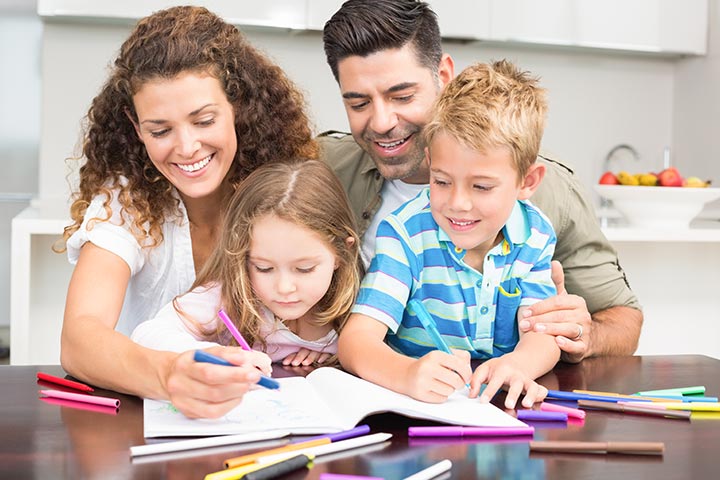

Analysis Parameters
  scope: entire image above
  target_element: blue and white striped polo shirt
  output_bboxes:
[352,188,557,359]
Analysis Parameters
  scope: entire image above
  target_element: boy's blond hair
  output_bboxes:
[424,59,547,180]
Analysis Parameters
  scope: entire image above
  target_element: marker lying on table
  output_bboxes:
[205,453,313,480]
[408,299,470,388]
[619,401,720,412]
[540,402,586,419]
[254,433,392,465]
[529,440,665,455]
[516,410,568,422]
[577,399,692,419]
[547,390,655,403]
[242,453,313,480]
[402,459,452,480]
[292,424,370,444]
[224,437,330,468]
[636,385,706,396]
[39,389,120,409]
[572,390,683,402]
[130,430,290,457]
[37,372,94,392]
[408,426,535,437]
[193,350,279,390]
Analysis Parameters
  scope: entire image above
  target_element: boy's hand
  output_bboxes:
[519,261,592,362]
[403,349,472,403]
[282,348,332,367]
[470,355,548,409]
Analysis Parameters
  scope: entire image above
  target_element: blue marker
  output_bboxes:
[409,299,452,354]
[409,299,470,388]
[193,350,280,390]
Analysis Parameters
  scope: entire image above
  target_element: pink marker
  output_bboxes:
[540,402,586,419]
[39,390,120,409]
[408,426,535,437]
[218,309,251,350]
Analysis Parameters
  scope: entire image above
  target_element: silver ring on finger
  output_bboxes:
[572,324,583,341]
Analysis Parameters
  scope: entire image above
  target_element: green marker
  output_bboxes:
[636,386,706,396]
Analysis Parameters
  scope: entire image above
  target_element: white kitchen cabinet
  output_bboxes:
[307,1,491,39]
[306,0,342,31]
[38,0,308,29]
[427,0,491,40]
[10,203,72,365]
[489,0,708,55]
[490,0,576,46]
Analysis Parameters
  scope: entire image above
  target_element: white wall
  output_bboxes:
[39,22,685,208]
[674,0,720,213]
[0,12,41,328]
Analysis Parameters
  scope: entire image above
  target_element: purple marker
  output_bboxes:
[517,410,568,422]
[292,424,371,444]
[319,475,384,480]
[408,426,535,437]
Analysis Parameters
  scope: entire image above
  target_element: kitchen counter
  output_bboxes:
[598,218,720,360]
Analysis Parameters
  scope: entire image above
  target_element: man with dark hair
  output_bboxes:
[319,0,642,363]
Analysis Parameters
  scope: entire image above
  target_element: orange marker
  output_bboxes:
[224,437,329,468]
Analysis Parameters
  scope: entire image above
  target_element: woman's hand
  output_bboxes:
[164,346,272,419]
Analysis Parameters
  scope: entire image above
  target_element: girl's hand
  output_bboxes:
[282,348,332,367]
[470,355,548,409]
[164,346,270,419]
[402,349,472,403]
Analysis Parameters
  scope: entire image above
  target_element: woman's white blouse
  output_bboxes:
[67,188,196,336]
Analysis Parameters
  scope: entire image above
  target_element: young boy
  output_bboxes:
[338,60,561,409]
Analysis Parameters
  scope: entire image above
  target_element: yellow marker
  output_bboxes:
[661,402,720,412]
[224,437,329,468]
[206,454,314,480]
[573,390,682,403]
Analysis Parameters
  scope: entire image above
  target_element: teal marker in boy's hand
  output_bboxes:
[409,299,471,389]
[409,299,452,354]
[193,350,280,390]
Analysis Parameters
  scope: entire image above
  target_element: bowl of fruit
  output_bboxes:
[595,167,720,229]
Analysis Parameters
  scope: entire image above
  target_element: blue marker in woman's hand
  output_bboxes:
[193,350,280,390]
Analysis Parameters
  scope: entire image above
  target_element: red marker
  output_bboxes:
[37,372,94,392]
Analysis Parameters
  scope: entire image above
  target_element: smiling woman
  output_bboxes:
[53,6,317,407]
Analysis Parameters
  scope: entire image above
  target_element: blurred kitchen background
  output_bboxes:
[2,0,719,364]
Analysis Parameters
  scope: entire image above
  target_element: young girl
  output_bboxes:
[132,160,361,368]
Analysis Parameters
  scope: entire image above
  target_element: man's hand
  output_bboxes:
[519,261,592,363]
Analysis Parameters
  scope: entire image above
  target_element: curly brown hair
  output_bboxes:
[59,6,318,249]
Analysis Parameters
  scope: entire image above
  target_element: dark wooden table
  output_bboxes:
[2,355,719,479]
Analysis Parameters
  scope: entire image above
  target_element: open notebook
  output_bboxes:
[144,367,526,437]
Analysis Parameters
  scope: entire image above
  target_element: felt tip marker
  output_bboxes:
[218,309,252,350]
[516,410,568,422]
[540,402,586,419]
[193,350,279,390]
[37,372,94,392]
[409,299,470,388]
[408,426,535,437]
[402,459,452,480]
[530,440,664,455]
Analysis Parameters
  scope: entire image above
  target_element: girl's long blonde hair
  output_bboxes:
[176,160,361,355]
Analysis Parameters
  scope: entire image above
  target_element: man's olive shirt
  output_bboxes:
[319,132,640,315]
